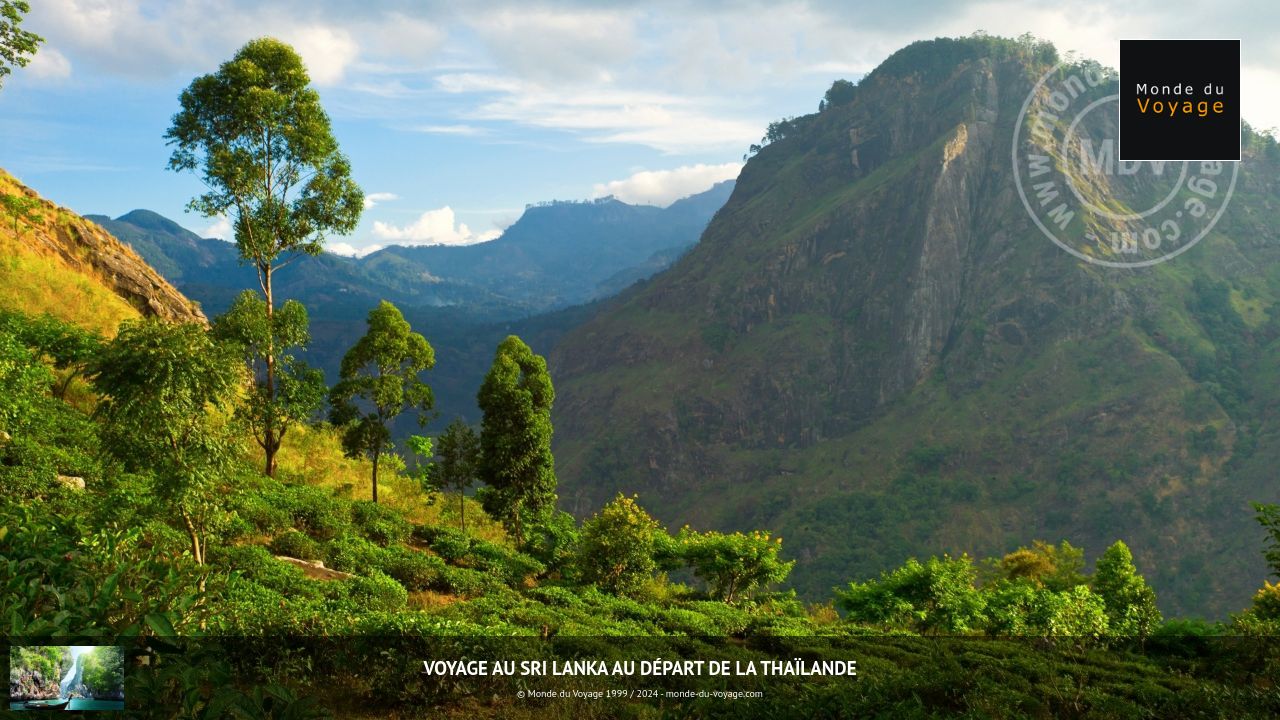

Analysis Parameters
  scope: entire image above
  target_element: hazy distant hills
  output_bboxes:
[92,180,734,320]
[365,181,735,310]
[549,36,1280,618]
[92,181,735,433]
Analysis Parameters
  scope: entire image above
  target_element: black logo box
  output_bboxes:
[1119,39,1241,161]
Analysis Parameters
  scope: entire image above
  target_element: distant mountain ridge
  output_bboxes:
[95,180,735,319]
[93,180,735,434]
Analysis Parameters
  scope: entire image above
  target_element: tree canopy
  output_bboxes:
[329,301,434,503]
[477,335,557,544]
[0,1,42,90]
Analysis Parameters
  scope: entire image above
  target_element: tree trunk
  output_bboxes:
[263,264,278,478]
[371,448,380,504]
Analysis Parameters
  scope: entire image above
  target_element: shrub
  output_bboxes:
[214,544,312,597]
[469,539,546,585]
[383,548,446,591]
[346,570,408,612]
[524,510,580,573]
[675,528,795,603]
[279,485,351,540]
[576,494,663,596]
[436,565,498,597]
[415,524,471,561]
[234,491,292,534]
[269,530,323,561]
[352,500,412,546]
[325,534,388,574]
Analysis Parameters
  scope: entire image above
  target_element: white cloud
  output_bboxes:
[467,8,638,84]
[593,163,742,207]
[26,47,72,80]
[371,206,502,246]
[328,242,383,258]
[281,26,358,86]
[201,216,231,240]
[362,192,399,210]
[439,74,763,153]
[414,124,486,136]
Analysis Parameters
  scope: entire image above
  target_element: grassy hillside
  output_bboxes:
[0,170,141,335]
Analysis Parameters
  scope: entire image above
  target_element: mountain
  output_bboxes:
[548,36,1280,618]
[96,182,733,432]
[0,170,205,334]
[87,211,516,320]
[363,180,735,311]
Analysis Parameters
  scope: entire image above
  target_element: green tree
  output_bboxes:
[819,79,856,111]
[0,1,42,89]
[425,418,480,533]
[996,540,1086,591]
[477,335,556,544]
[92,320,240,570]
[676,527,794,603]
[329,301,434,503]
[166,37,363,477]
[1254,502,1280,577]
[0,311,103,400]
[1092,540,1162,638]
[838,554,986,634]
[0,327,50,437]
[576,494,662,596]
[1,193,42,237]
[212,290,326,473]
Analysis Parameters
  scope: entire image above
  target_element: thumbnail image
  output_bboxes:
[9,646,124,712]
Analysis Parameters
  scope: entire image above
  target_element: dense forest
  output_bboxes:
[1,17,1279,719]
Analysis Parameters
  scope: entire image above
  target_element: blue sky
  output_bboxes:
[2,1,1278,256]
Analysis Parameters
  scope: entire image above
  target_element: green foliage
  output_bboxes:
[351,500,413,546]
[0,192,41,238]
[995,540,1087,591]
[165,37,363,267]
[0,501,212,635]
[268,530,323,562]
[424,418,479,533]
[819,79,857,111]
[329,301,435,503]
[675,527,794,603]
[477,335,556,543]
[212,291,327,474]
[167,36,362,482]
[0,311,103,400]
[576,495,662,596]
[324,534,386,575]
[0,1,42,89]
[273,484,352,541]
[838,554,986,634]
[1251,581,1280,620]
[1093,541,1162,638]
[79,645,125,697]
[92,319,241,566]
[346,570,407,612]
[1255,502,1280,578]
[522,509,579,576]
[0,328,50,435]
[382,547,445,591]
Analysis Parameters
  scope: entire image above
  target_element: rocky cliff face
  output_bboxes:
[9,669,61,701]
[1,170,206,326]
[550,37,1280,617]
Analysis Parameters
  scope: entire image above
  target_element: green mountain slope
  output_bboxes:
[549,37,1280,618]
